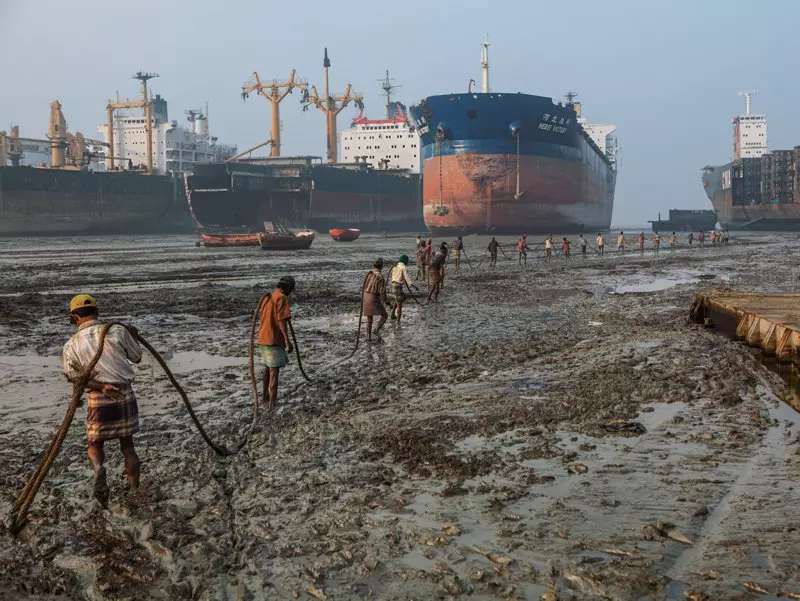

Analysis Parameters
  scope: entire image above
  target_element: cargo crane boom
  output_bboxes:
[242,69,307,157]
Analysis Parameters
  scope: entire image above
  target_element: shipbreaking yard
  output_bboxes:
[0,232,799,601]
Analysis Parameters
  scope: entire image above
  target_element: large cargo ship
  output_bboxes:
[702,92,800,230]
[185,157,422,233]
[408,39,617,235]
[0,75,233,236]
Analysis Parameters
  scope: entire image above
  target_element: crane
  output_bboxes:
[242,70,307,157]
[301,48,363,164]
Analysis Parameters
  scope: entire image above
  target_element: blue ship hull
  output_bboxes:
[409,93,615,234]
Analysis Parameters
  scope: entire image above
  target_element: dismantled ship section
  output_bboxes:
[186,157,422,233]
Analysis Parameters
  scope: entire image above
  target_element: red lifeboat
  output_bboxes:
[329,228,361,242]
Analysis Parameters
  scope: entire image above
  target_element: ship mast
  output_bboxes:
[738,89,757,115]
[303,48,363,164]
[380,70,400,119]
[242,70,307,157]
[106,72,158,174]
[480,34,490,93]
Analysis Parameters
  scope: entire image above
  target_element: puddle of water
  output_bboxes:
[637,402,684,431]
[760,359,800,413]
[588,277,697,297]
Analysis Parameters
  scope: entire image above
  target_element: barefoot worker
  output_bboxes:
[390,254,418,325]
[257,275,295,409]
[544,234,554,262]
[637,231,646,252]
[452,235,464,272]
[517,235,529,265]
[616,231,627,252]
[487,237,501,268]
[362,259,389,342]
[428,243,448,303]
[596,232,606,256]
[62,294,143,506]
[578,233,589,257]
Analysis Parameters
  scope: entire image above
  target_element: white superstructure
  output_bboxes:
[340,109,420,173]
[582,123,618,158]
[733,91,767,160]
[97,95,235,174]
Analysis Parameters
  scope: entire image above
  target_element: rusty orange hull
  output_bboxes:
[422,154,614,235]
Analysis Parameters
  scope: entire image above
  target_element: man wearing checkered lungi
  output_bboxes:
[62,294,143,505]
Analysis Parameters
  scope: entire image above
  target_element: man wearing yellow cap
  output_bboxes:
[62,294,143,506]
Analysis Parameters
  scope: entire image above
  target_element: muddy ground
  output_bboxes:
[0,232,799,600]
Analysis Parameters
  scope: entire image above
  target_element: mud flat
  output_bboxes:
[1,233,799,600]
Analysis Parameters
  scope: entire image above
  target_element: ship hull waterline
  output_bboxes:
[421,153,614,235]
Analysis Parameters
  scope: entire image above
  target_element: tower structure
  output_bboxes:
[480,34,490,93]
[302,48,363,164]
[242,69,307,157]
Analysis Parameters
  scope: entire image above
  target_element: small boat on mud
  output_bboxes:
[259,222,315,251]
[329,228,361,242]
[200,233,262,247]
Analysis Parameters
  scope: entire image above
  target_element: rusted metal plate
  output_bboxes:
[690,291,800,363]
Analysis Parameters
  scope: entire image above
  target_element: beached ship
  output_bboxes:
[649,209,718,232]
[408,38,617,235]
[702,92,800,230]
[185,157,421,233]
[0,78,234,236]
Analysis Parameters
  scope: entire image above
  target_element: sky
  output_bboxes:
[2,0,799,225]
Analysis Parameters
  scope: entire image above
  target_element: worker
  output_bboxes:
[636,232,646,252]
[578,233,589,257]
[452,235,464,272]
[62,294,143,506]
[562,237,572,259]
[257,275,295,409]
[710,230,718,245]
[425,239,433,271]
[487,237,500,267]
[687,232,694,246]
[616,231,626,252]
[698,230,705,246]
[723,229,730,245]
[428,243,448,303]
[362,258,389,343]
[415,240,427,280]
[415,234,422,249]
[669,232,677,249]
[390,254,418,324]
[544,234,553,262]
[596,233,605,256]
[652,231,661,254]
[517,236,529,265]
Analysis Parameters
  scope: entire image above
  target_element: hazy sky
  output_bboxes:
[2,0,799,225]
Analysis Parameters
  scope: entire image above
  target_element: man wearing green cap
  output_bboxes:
[389,254,417,324]
[62,294,143,506]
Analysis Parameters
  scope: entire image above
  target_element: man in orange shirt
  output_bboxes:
[258,275,295,408]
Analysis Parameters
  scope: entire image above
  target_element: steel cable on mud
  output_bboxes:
[283,272,370,387]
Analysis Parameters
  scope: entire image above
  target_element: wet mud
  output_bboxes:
[1,232,799,600]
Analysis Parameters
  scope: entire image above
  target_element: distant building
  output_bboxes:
[97,95,236,174]
[339,104,420,173]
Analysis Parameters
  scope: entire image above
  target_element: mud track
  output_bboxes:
[1,233,799,600]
